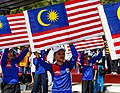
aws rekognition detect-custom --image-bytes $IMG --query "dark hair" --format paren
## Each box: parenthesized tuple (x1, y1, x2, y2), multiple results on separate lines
(84, 53, 88, 56)
(8, 49, 16, 58)
(8, 49, 14, 52)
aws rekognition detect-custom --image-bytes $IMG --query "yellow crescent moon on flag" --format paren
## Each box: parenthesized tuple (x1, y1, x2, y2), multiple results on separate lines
(117, 6, 120, 20)
(37, 10, 51, 26)
(0, 21, 3, 28)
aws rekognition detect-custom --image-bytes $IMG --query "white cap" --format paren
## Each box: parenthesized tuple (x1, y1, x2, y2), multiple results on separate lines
(54, 46, 65, 53)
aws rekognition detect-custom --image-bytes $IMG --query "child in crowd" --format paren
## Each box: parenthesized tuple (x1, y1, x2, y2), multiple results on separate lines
(80, 50, 102, 93)
(36, 43, 78, 93)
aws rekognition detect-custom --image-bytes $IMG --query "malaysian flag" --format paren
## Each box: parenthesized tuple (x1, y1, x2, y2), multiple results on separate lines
(98, 2, 120, 60)
(0, 13, 29, 49)
(24, 0, 103, 52)
(66, 36, 104, 53)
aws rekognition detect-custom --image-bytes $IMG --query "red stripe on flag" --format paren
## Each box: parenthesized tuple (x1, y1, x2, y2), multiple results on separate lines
(0, 36, 28, 42)
(6, 13, 24, 17)
(10, 27, 27, 31)
(10, 22, 26, 26)
(115, 50, 120, 55)
(112, 33, 120, 39)
(65, 1, 100, 11)
(0, 32, 27, 37)
(0, 40, 29, 46)
(8, 18, 25, 22)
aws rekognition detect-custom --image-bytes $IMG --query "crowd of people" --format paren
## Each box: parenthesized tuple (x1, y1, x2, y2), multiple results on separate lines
(0, 43, 119, 93)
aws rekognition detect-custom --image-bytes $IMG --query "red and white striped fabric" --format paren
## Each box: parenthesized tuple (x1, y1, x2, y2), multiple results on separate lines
(65, 0, 103, 41)
(24, 0, 103, 52)
(67, 36, 104, 53)
(0, 13, 29, 49)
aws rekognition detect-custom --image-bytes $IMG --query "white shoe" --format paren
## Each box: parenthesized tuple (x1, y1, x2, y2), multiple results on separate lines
(111, 72, 117, 75)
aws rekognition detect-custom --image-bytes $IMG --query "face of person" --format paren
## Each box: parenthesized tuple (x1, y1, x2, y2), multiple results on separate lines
(54, 50, 65, 63)
(34, 52, 40, 58)
(8, 50, 13, 60)
(84, 54, 88, 60)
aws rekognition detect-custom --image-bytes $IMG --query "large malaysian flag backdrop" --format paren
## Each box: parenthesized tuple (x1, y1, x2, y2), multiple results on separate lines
(98, 2, 120, 60)
(24, 0, 103, 52)
(0, 13, 29, 49)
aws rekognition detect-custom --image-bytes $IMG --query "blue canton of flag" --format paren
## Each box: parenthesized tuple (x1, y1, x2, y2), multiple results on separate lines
(27, 3, 69, 34)
(103, 3, 120, 35)
(0, 16, 11, 34)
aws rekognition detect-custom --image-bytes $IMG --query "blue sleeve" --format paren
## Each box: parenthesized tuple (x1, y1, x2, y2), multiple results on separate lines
(33, 58, 38, 66)
(37, 57, 52, 72)
(80, 52, 84, 65)
(91, 51, 102, 64)
(41, 50, 45, 59)
(14, 48, 29, 64)
(1, 48, 9, 66)
(68, 44, 78, 70)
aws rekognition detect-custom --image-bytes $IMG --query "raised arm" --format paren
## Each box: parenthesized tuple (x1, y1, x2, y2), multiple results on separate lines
(92, 51, 102, 63)
(37, 57, 52, 72)
(68, 44, 78, 70)
(80, 51, 84, 65)
(1, 48, 9, 66)
(15, 48, 29, 64)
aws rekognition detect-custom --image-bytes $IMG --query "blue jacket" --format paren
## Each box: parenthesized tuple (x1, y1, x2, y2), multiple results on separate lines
(37, 44, 78, 93)
(1, 48, 29, 84)
(33, 50, 46, 74)
(80, 51, 102, 80)
(33, 58, 46, 74)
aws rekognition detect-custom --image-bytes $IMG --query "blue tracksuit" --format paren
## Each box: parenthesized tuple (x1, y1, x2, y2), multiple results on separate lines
(33, 58, 46, 74)
(1, 48, 29, 84)
(37, 44, 78, 93)
(80, 51, 102, 80)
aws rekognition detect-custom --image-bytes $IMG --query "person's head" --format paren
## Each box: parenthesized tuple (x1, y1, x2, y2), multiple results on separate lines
(34, 51, 40, 58)
(20, 46, 25, 53)
(54, 46, 65, 64)
(8, 49, 14, 60)
(84, 53, 88, 60)
(44, 51, 49, 61)
(84, 53, 91, 60)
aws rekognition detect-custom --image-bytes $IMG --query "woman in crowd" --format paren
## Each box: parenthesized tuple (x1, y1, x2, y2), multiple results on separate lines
(1, 47, 29, 93)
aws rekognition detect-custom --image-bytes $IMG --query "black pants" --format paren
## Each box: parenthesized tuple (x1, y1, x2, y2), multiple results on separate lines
(102, 56, 105, 69)
(111, 60, 118, 72)
(106, 54, 111, 73)
(82, 80, 93, 93)
(1, 82, 21, 93)
(31, 73, 48, 93)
